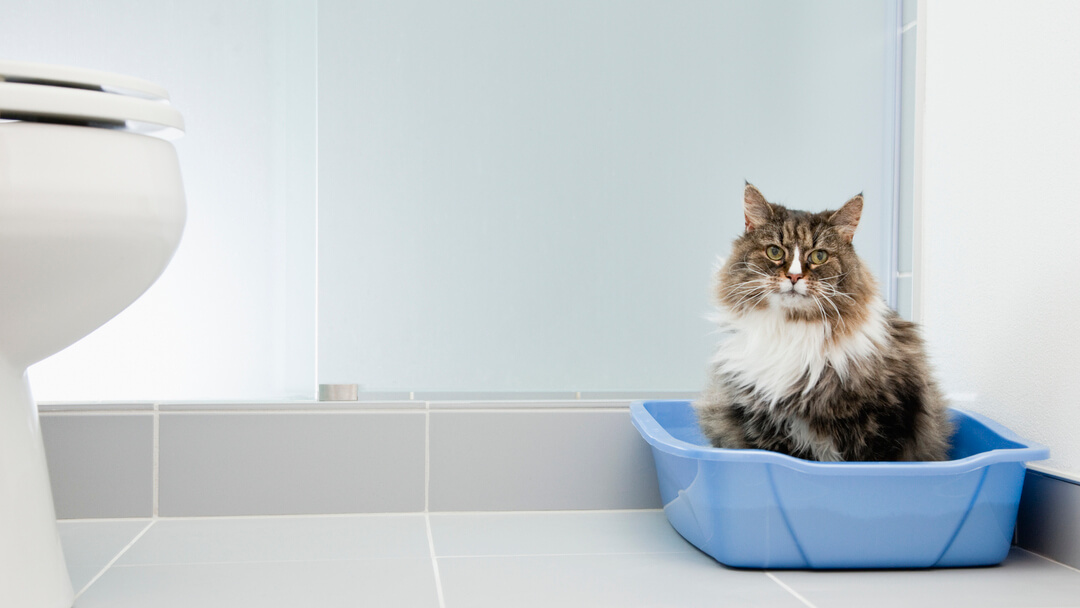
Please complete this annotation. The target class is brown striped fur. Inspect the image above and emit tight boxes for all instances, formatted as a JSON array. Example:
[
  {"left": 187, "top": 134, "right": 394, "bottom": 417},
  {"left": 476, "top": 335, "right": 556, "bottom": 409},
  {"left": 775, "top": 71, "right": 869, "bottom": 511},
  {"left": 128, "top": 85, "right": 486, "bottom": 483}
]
[{"left": 694, "top": 184, "right": 952, "bottom": 461}]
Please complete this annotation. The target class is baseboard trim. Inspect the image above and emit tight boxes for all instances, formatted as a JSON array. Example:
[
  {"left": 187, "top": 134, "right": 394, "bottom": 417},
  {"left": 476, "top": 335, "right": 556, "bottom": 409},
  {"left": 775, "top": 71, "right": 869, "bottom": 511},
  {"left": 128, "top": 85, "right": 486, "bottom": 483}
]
[{"left": 1015, "top": 468, "right": 1080, "bottom": 570}]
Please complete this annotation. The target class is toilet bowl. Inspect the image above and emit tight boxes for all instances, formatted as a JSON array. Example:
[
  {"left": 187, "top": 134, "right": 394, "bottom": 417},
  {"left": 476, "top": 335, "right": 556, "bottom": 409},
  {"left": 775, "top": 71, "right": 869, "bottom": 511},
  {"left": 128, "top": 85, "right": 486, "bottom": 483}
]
[{"left": 0, "top": 60, "right": 186, "bottom": 608}]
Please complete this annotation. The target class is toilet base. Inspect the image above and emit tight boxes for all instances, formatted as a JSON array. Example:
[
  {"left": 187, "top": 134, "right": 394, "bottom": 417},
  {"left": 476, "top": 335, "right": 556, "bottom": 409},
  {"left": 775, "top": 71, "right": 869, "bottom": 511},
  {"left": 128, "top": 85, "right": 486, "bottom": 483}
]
[{"left": 0, "top": 357, "right": 75, "bottom": 608}]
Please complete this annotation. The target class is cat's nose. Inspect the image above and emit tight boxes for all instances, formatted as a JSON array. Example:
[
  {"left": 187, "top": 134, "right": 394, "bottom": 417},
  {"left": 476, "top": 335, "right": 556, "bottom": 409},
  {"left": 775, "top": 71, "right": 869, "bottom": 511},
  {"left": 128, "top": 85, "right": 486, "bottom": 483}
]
[{"left": 788, "top": 273, "right": 803, "bottom": 284}]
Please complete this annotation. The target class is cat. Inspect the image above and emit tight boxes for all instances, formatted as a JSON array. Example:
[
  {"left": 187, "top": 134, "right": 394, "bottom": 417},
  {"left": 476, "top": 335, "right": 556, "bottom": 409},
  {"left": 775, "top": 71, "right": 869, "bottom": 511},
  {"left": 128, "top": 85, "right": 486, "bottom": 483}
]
[{"left": 694, "top": 183, "right": 952, "bottom": 462}]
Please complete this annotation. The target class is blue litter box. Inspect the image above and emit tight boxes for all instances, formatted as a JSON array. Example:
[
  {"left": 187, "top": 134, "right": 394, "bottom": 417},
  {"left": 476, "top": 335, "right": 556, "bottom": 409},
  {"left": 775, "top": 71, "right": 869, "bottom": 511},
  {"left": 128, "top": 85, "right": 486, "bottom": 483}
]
[{"left": 630, "top": 400, "right": 1049, "bottom": 569}]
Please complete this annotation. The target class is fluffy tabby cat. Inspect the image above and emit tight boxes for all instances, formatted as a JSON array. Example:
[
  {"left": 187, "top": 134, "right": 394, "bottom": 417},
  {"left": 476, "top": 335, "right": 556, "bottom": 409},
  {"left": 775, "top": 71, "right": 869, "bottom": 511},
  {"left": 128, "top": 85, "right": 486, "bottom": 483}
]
[{"left": 694, "top": 183, "right": 952, "bottom": 462}]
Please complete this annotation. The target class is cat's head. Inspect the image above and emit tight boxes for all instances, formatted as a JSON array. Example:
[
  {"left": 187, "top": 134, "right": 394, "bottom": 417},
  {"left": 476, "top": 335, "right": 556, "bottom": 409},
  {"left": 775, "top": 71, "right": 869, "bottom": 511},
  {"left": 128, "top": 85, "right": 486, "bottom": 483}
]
[{"left": 716, "top": 183, "right": 878, "bottom": 325}]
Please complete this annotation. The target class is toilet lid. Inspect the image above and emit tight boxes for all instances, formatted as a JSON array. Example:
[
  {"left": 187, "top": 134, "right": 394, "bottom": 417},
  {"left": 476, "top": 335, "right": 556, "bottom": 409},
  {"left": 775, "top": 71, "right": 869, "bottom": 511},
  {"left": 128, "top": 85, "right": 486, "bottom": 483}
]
[
  {"left": 0, "top": 60, "right": 169, "bottom": 100},
  {"left": 0, "top": 60, "right": 183, "bottom": 135}
]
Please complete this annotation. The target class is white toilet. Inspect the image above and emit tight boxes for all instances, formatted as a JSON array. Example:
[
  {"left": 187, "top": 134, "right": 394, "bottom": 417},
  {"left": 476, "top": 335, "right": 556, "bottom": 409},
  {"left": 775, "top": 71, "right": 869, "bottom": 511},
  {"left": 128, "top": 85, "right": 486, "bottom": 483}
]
[{"left": 0, "top": 60, "right": 186, "bottom": 608}]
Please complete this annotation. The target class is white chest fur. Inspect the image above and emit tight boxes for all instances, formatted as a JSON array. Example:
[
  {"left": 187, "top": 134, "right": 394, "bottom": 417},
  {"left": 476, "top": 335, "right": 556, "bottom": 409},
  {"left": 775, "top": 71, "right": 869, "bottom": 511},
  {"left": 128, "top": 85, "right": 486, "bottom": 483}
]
[{"left": 710, "top": 298, "right": 891, "bottom": 407}]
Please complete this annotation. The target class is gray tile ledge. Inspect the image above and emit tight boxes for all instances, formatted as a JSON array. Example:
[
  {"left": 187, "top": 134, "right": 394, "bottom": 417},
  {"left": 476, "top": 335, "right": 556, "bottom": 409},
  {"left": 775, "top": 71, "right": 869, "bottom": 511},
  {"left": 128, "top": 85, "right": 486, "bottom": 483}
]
[
  {"left": 42, "top": 415, "right": 154, "bottom": 518},
  {"left": 158, "top": 411, "right": 426, "bottom": 516},
  {"left": 351, "top": 391, "right": 416, "bottom": 401},
  {"left": 413, "top": 391, "right": 579, "bottom": 401},
  {"left": 428, "top": 409, "right": 659, "bottom": 512},
  {"left": 158, "top": 401, "right": 423, "bottom": 412},
  {"left": 38, "top": 402, "right": 155, "bottom": 412},
  {"left": 1016, "top": 468, "right": 1080, "bottom": 571},
  {"left": 1027, "top": 464, "right": 1080, "bottom": 484},
  {"left": 429, "top": 400, "right": 631, "bottom": 410},
  {"left": 577, "top": 391, "right": 698, "bottom": 401},
  {"left": 41, "top": 394, "right": 699, "bottom": 412}
]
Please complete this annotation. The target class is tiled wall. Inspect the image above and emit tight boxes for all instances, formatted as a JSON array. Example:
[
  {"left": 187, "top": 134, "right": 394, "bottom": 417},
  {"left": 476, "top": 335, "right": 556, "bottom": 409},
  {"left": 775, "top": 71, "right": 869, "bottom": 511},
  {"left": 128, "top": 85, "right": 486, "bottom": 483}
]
[
  {"left": 41, "top": 410, "right": 153, "bottom": 518},
  {"left": 40, "top": 399, "right": 669, "bottom": 519},
  {"left": 1016, "top": 469, "right": 1080, "bottom": 570},
  {"left": 40, "top": 396, "right": 1080, "bottom": 572}
]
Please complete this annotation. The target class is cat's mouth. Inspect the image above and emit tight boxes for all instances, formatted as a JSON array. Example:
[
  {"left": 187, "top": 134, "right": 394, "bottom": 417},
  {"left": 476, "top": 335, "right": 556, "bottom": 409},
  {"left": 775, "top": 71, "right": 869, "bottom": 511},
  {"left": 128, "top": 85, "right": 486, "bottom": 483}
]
[
  {"left": 778, "top": 279, "right": 810, "bottom": 297},
  {"left": 771, "top": 280, "right": 818, "bottom": 311}
]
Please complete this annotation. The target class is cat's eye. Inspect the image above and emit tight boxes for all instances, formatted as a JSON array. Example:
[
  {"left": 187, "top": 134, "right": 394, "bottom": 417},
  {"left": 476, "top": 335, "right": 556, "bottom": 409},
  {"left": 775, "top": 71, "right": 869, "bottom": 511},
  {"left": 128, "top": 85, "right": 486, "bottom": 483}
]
[
  {"left": 809, "top": 250, "right": 829, "bottom": 264},
  {"left": 765, "top": 245, "right": 784, "bottom": 261}
]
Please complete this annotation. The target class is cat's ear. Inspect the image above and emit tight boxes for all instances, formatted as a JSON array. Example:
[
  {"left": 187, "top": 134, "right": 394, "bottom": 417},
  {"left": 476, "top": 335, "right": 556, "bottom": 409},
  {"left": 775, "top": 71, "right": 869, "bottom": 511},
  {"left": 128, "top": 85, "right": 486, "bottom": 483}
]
[
  {"left": 743, "top": 183, "right": 774, "bottom": 232},
  {"left": 829, "top": 194, "right": 863, "bottom": 243}
]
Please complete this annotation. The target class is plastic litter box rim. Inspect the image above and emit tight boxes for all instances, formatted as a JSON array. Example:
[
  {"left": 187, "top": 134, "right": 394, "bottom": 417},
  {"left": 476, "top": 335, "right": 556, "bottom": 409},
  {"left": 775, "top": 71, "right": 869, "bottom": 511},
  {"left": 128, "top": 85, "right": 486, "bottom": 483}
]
[{"left": 630, "top": 400, "right": 1049, "bottom": 475}]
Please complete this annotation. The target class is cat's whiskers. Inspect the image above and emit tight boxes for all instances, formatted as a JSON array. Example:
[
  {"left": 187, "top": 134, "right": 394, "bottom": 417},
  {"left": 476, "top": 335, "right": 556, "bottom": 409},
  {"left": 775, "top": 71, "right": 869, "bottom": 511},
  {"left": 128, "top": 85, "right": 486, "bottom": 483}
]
[
  {"left": 723, "top": 278, "right": 768, "bottom": 294},
  {"left": 822, "top": 273, "right": 858, "bottom": 300},
  {"left": 734, "top": 270, "right": 774, "bottom": 283},
  {"left": 731, "top": 286, "right": 773, "bottom": 311},
  {"left": 747, "top": 290, "right": 773, "bottom": 311},
  {"left": 817, "top": 283, "right": 856, "bottom": 303},
  {"left": 804, "top": 281, "right": 849, "bottom": 331},
  {"left": 809, "top": 293, "right": 830, "bottom": 335},
  {"left": 729, "top": 262, "right": 776, "bottom": 280},
  {"left": 723, "top": 277, "right": 772, "bottom": 297},
  {"left": 726, "top": 275, "right": 778, "bottom": 310},
  {"left": 820, "top": 292, "right": 847, "bottom": 332},
  {"left": 723, "top": 286, "right": 766, "bottom": 304}
]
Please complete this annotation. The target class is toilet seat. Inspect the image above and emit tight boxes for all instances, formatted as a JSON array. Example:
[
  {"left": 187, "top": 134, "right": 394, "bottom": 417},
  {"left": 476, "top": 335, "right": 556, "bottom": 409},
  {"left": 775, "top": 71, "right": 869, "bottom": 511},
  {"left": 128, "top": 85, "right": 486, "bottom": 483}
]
[
  {"left": 0, "top": 59, "right": 169, "bottom": 99},
  {"left": 0, "top": 60, "right": 184, "bottom": 136}
]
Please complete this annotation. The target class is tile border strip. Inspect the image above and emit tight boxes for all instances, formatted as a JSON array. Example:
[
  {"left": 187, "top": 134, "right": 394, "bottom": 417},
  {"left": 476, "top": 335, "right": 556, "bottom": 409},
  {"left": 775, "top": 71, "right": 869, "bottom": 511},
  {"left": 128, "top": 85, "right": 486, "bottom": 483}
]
[
  {"left": 1015, "top": 468, "right": 1080, "bottom": 571},
  {"left": 45, "top": 400, "right": 657, "bottom": 519},
  {"left": 47, "top": 401, "right": 1080, "bottom": 574},
  {"left": 40, "top": 392, "right": 698, "bottom": 413}
]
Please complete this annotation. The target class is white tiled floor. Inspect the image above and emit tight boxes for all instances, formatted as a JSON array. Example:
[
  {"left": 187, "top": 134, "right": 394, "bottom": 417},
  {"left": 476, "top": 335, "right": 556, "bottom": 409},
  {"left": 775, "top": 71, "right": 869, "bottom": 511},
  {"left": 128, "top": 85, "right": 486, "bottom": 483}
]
[{"left": 59, "top": 511, "right": 1080, "bottom": 608}]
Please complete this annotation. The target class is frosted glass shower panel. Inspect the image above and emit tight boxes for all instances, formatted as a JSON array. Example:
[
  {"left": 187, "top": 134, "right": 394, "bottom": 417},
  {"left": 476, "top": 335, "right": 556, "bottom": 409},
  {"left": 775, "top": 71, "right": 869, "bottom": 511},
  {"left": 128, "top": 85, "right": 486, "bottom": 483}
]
[{"left": 318, "top": 0, "right": 899, "bottom": 392}]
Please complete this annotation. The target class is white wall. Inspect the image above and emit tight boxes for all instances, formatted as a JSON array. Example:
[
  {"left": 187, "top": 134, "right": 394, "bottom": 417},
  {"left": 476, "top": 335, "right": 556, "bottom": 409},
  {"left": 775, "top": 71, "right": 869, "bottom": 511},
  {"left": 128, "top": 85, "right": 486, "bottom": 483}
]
[
  {"left": 1, "top": 0, "right": 318, "bottom": 401},
  {"left": 921, "top": 0, "right": 1080, "bottom": 477}
]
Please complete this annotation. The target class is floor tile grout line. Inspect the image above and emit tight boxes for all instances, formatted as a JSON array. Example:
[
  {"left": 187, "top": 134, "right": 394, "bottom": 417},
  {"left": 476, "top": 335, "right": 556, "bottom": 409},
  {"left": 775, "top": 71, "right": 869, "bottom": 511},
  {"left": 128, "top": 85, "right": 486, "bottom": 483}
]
[
  {"left": 1018, "top": 547, "right": 1080, "bottom": 575},
  {"left": 74, "top": 519, "right": 157, "bottom": 599},
  {"left": 436, "top": 550, "right": 695, "bottom": 559},
  {"left": 59, "top": 517, "right": 156, "bottom": 524},
  {"left": 58, "top": 507, "right": 668, "bottom": 523},
  {"left": 765, "top": 572, "right": 818, "bottom": 608},
  {"left": 104, "top": 556, "right": 449, "bottom": 568},
  {"left": 121, "top": 512, "right": 429, "bottom": 522},
  {"left": 425, "top": 513, "right": 447, "bottom": 608},
  {"left": 430, "top": 508, "right": 665, "bottom": 516}
]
